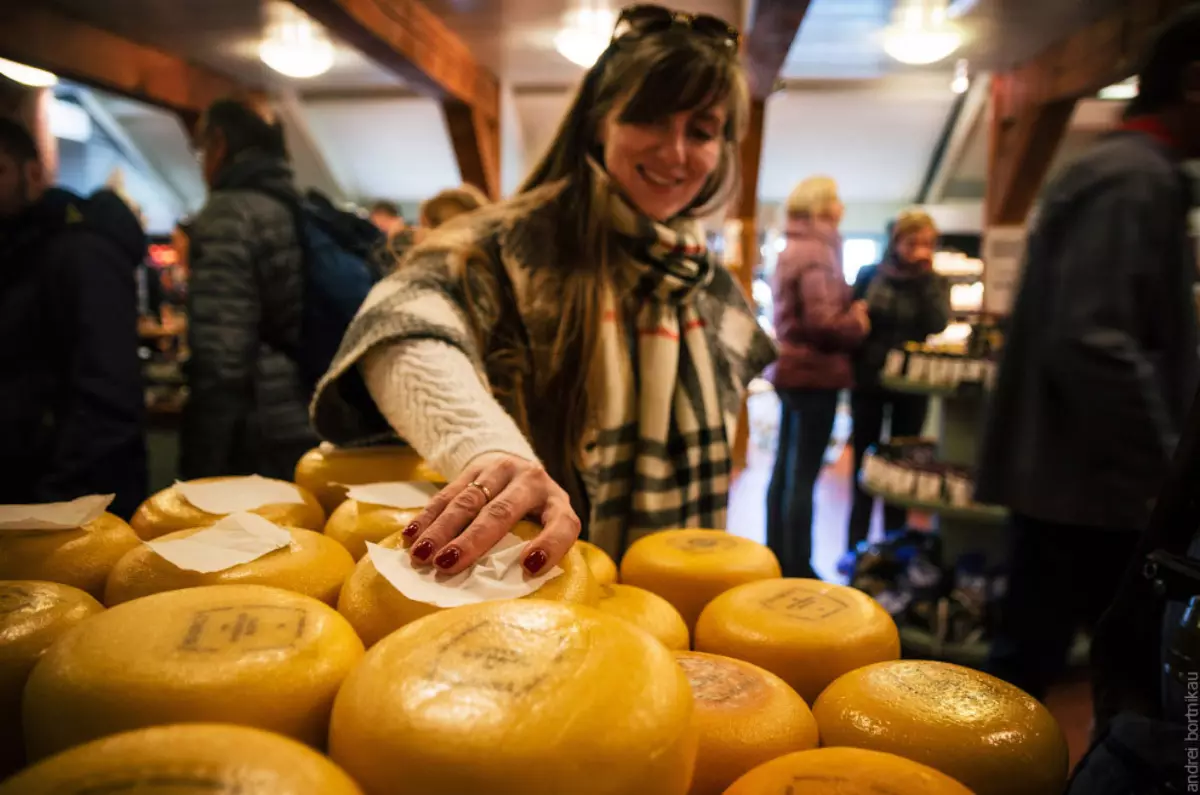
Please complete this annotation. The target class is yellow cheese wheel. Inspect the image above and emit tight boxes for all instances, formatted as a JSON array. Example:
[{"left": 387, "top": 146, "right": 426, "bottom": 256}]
[
  {"left": 329, "top": 599, "right": 698, "bottom": 795},
  {"left": 694, "top": 578, "right": 899, "bottom": 704},
  {"left": 23, "top": 584, "right": 364, "bottom": 760},
  {"left": 723, "top": 747, "right": 974, "bottom": 795},
  {"left": 338, "top": 520, "right": 600, "bottom": 647},
  {"left": 813, "top": 660, "right": 1068, "bottom": 795},
  {"left": 676, "top": 651, "right": 819, "bottom": 795},
  {"left": 577, "top": 540, "right": 618, "bottom": 585},
  {"left": 620, "top": 529, "right": 781, "bottom": 632},
  {"left": 104, "top": 527, "right": 355, "bottom": 607},
  {"left": 130, "top": 477, "right": 326, "bottom": 540},
  {"left": 596, "top": 583, "right": 689, "bottom": 650},
  {"left": 0, "top": 512, "right": 140, "bottom": 599},
  {"left": 0, "top": 581, "right": 104, "bottom": 778},
  {"left": 295, "top": 444, "right": 446, "bottom": 514},
  {"left": 0, "top": 723, "right": 363, "bottom": 795},
  {"left": 324, "top": 499, "right": 422, "bottom": 561}
]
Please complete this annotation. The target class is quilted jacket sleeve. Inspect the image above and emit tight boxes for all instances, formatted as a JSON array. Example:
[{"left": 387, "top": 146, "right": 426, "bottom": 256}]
[{"left": 180, "top": 192, "right": 262, "bottom": 478}]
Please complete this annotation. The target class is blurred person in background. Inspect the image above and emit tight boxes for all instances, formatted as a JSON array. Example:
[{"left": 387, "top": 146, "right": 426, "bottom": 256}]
[
  {"left": 181, "top": 97, "right": 317, "bottom": 481},
  {"left": 368, "top": 199, "right": 406, "bottom": 238},
  {"left": 978, "top": 5, "right": 1200, "bottom": 721},
  {"left": 0, "top": 118, "right": 147, "bottom": 518},
  {"left": 309, "top": 6, "right": 775, "bottom": 577},
  {"left": 847, "top": 210, "right": 950, "bottom": 550},
  {"left": 765, "top": 176, "right": 869, "bottom": 578},
  {"left": 414, "top": 184, "right": 491, "bottom": 242}
]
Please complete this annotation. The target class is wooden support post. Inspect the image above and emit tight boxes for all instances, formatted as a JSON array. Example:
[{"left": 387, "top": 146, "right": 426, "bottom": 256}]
[
  {"left": 730, "top": 99, "right": 766, "bottom": 473},
  {"left": 443, "top": 99, "right": 500, "bottom": 200}
]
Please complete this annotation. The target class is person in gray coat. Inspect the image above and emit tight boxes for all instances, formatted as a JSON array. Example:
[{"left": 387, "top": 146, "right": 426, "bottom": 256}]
[
  {"left": 977, "top": 6, "right": 1200, "bottom": 705},
  {"left": 180, "top": 98, "right": 317, "bottom": 480}
]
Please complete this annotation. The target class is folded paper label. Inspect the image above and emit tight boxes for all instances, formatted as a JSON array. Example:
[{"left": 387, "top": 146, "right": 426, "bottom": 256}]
[
  {"left": 344, "top": 482, "right": 439, "bottom": 510},
  {"left": 145, "top": 512, "right": 293, "bottom": 574},
  {"left": 366, "top": 534, "right": 564, "bottom": 608},
  {"left": 176, "top": 475, "right": 306, "bottom": 514},
  {"left": 0, "top": 494, "right": 115, "bottom": 533}
]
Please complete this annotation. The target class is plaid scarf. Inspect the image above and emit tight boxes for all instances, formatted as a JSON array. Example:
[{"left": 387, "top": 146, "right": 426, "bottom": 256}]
[
  {"left": 310, "top": 177, "right": 776, "bottom": 559},
  {"left": 584, "top": 160, "right": 739, "bottom": 555}
]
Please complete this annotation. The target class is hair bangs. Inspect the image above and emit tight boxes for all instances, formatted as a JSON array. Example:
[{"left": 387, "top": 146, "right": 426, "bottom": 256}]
[{"left": 617, "top": 35, "right": 740, "bottom": 138}]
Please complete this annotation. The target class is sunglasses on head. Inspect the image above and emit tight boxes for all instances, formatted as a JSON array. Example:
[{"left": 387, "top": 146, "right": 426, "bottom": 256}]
[{"left": 612, "top": 4, "right": 740, "bottom": 49}]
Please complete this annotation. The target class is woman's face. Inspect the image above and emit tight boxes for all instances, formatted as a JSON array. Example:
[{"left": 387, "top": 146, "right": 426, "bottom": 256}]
[
  {"left": 895, "top": 226, "right": 938, "bottom": 269},
  {"left": 600, "top": 104, "right": 726, "bottom": 222}
]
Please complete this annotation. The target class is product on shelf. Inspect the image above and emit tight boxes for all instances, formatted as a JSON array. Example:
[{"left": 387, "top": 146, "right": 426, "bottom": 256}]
[
  {"left": 595, "top": 583, "right": 690, "bottom": 651},
  {"left": 620, "top": 529, "right": 782, "bottom": 633},
  {"left": 813, "top": 660, "right": 1069, "bottom": 795},
  {"left": 0, "top": 582, "right": 104, "bottom": 778},
  {"left": 675, "top": 651, "right": 819, "bottom": 795},
  {"left": 861, "top": 440, "right": 994, "bottom": 511},
  {"left": 336, "top": 521, "right": 599, "bottom": 647},
  {"left": 0, "top": 724, "right": 363, "bottom": 795},
  {"left": 694, "top": 578, "right": 900, "bottom": 704},
  {"left": 22, "top": 585, "right": 364, "bottom": 759},
  {"left": 0, "top": 511, "right": 141, "bottom": 600},
  {"left": 723, "top": 747, "right": 974, "bottom": 795},
  {"left": 882, "top": 344, "right": 997, "bottom": 391},
  {"left": 328, "top": 599, "right": 698, "bottom": 795}
]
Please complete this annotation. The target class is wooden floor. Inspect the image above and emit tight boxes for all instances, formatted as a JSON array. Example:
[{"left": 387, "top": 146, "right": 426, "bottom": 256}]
[{"left": 727, "top": 426, "right": 1094, "bottom": 771}]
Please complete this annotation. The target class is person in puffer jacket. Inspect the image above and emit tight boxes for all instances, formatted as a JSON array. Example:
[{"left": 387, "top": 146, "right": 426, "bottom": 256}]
[{"left": 765, "top": 176, "right": 869, "bottom": 578}]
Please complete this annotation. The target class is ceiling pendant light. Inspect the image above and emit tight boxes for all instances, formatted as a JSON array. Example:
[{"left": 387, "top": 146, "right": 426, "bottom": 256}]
[
  {"left": 0, "top": 57, "right": 58, "bottom": 88},
  {"left": 883, "top": 0, "right": 963, "bottom": 66},
  {"left": 259, "top": 0, "right": 335, "bottom": 79},
  {"left": 951, "top": 59, "right": 970, "bottom": 94},
  {"left": 554, "top": 2, "right": 616, "bottom": 68}
]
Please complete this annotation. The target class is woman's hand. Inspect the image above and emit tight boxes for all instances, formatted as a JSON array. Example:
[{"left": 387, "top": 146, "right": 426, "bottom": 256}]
[
  {"left": 850, "top": 300, "right": 871, "bottom": 334},
  {"left": 400, "top": 452, "right": 582, "bottom": 576}
]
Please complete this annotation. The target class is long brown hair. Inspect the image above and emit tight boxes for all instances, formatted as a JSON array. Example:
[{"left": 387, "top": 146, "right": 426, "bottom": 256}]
[{"left": 520, "top": 27, "right": 749, "bottom": 460}]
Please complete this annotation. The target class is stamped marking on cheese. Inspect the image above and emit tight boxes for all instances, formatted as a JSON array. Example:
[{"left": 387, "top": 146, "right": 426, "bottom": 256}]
[
  {"left": 759, "top": 586, "right": 850, "bottom": 622},
  {"left": 66, "top": 773, "right": 231, "bottom": 793},
  {"left": 0, "top": 583, "right": 62, "bottom": 621},
  {"left": 677, "top": 655, "right": 763, "bottom": 709},
  {"left": 428, "top": 618, "right": 584, "bottom": 697},
  {"left": 178, "top": 605, "right": 308, "bottom": 654},
  {"left": 665, "top": 535, "right": 739, "bottom": 554}
]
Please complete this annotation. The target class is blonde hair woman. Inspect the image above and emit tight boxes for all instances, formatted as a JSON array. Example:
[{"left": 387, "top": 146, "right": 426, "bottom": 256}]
[
  {"left": 310, "top": 5, "right": 775, "bottom": 575},
  {"left": 847, "top": 209, "right": 950, "bottom": 549},
  {"left": 765, "top": 176, "right": 869, "bottom": 578}
]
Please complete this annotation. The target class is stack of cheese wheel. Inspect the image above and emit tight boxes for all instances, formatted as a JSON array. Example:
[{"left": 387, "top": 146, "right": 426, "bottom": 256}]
[
  {"left": 130, "top": 477, "right": 326, "bottom": 540},
  {"left": 576, "top": 540, "right": 618, "bottom": 585},
  {"left": 813, "top": 660, "right": 1069, "bottom": 795},
  {"left": 22, "top": 584, "right": 364, "bottom": 760},
  {"left": 329, "top": 600, "right": 698, "bottom": 795},
  {"left": 0, "top": 724, "right": 363, "bottom": 795},
  {"left": 695, "top": 578, "right": 899, "bottom": 704},
  {"left": 337, "top": 521, "right": 600, "bottom": 647},
  {"left": 620, "top": 529, "right": 781, "bottom": 632},
  {"left": 723, "top": 748, "right": 974, "bottom": 794},
  {"left": 104, "top": 525, "right": 355, "bottom": 607},
  {"left": 0, "top": 508, "right": 140, "bottom": 599},
  {"left": 595, "top": 583, "right": 689, "bottom": 651},
  {"left": 0, "top": 581, "right": 104, "bottom": 778},
  {"left": 675, "top": 651, "right": 819, "bottom": 795},
  {"left": 323, "top": 482, "right": 438, "bottom": 561},
  {"left": 294, "top": 444, "right": 446, "bottom": 514}
]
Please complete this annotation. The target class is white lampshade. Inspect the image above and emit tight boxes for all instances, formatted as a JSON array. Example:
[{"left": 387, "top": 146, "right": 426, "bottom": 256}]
[
  {"left": 259, "top": 1, "right": 335, "bottom": 79},
  {"left": 883, "top": 0, "right": 962, "bottom": 66},
  {"left": 554, "top": 7, "right": 616, "bottom": 68}
]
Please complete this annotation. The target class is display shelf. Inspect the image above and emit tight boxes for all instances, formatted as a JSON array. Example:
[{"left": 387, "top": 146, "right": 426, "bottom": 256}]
[
  {"left": 860, "top": 479, "right": 1008, "bottom": 525},
  {"left": 880, "top": 374, "right": 984, "bottom": 399}
]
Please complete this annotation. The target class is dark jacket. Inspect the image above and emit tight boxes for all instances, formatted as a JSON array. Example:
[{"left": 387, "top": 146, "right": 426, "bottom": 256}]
[
  {"left": 0, "top": 188, "right": 148, "bottom": 519},
  {"left": 976, "top": 130, "right": 1199, "bottom": 530},
  {"left": 851, "top": 259, "right": 951, "bottom": 390},
  {"left": 181, "top": 152, "right": 317, "bottom": 480},
  {"left": 768, "top": 216, "right": 865, "bottom": 391}
]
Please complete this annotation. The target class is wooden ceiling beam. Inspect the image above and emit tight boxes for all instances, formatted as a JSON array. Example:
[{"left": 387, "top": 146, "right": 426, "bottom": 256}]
[
  {"left": 443, "top": 99, "right": 500, "bottom": 201},
  {"left": 742, "top": 0, "right": 814, "bottom": 99},
  {"left": 289, "top": 0, "right": 499, "bottom": 120},
  {"left": 0, "top": 5, "right": 246, "bottom": 120}
]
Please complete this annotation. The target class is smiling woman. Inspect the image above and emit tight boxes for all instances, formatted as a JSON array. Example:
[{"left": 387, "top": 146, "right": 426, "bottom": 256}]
[{"left": 309, "top": 4, "right": 777, "bottom": 578}]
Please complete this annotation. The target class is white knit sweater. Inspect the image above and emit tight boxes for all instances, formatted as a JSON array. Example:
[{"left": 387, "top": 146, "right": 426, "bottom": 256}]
[{"left": 360, "top": 339, "right": 539, "bottom": 478}]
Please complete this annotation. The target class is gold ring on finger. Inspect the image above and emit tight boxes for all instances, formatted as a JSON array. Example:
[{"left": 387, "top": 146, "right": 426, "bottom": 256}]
[{"left": 468, "top": 481, "right": 493, "bottom": 502}]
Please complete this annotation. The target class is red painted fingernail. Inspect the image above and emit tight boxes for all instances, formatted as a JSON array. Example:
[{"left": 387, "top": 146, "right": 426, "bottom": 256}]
[
  {"left": 402, "top": 522, "right": 420, "bottom": 538},
  {"left": 523, "top": 549, "right": 548, "bottom": 575},
  {"left": 434, "top": 547, "right": 460, "bottom": 570},
  {"left": 412, "top": 540, "right": 435, "bottom": 561}
]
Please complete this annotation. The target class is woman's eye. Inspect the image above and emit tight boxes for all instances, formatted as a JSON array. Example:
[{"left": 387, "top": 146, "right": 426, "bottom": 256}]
[{"left": 689, "top": 127, "right": 718, "bottom": 142}]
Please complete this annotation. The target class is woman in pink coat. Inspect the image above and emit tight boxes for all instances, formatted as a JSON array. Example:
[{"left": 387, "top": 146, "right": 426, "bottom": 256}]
[{"left": 765, "top": 177, "right": 869, "bottom": 578}]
